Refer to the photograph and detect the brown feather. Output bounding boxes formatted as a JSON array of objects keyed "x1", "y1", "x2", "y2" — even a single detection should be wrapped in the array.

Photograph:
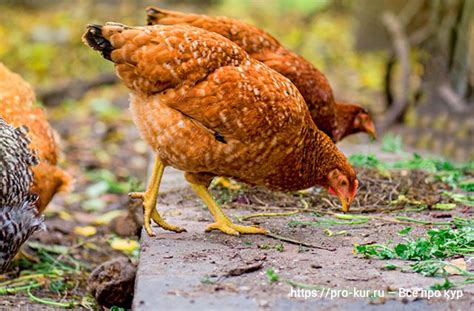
[{"x1": 146, "y1": 7, "x2": 375, "y2": 141}]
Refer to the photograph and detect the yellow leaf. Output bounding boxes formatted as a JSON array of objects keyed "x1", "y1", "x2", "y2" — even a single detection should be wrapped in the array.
[
  {"x1": 445, "y1": 258, "x2": 467, "y2": 275},
  {"x1": 58, "y1": 211, "x2": 73, "y2": 221},
  {"x1": 74, "y1": 226, "x2": 97, "y2": 237},
  {"x1": 93, "y1": 210, "x2": 125, "y2": 225},
  {"x1": 110, "y1": 238, "x2": 140, "y2": 254}
]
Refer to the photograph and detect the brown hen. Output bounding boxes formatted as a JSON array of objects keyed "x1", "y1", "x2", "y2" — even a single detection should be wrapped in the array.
[
  {"x1": 146, "y1": 7, "x2": 376, "y2": 142},
  {"x1": 83, "y1": 23, "x2": 358, "y2": 236},
  {"x1": 0, "y1": 63, "x2": 71, "y2": 212}
]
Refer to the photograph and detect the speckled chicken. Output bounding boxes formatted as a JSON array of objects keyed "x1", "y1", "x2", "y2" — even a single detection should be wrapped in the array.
[
  {"x1": 83, "y1": 23, "x2": 358, "y2": 236},
  {"x1": 0, "y1": 63, "x2": 71, "y2": 212},
  {"x1": 0, "y1": 117, "x2": 44, "y2": 272},
  {"x1": 146, "y1": 7, "x2": 376, "y2": 142}
]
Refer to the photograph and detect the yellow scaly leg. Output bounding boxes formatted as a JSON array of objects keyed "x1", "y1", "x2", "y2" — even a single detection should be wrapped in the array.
[
  {"x1": 190, "y1": 183, "x2": 267, "y2": 235},
  {"x1": 129, "y1": 157, "x2": 186, "y2": 236}
]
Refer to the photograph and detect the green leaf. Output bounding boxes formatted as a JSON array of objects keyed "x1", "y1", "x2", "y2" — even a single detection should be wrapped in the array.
[
  {"x1": 85, "y1": 181, "x2": 108, "y2": 198},
  {"x1": 430, "y1": 278, "x2": 454, "y2": 290},
  {"x1": 27, "y1": 242, "x2": 69, "y2": 255},
  {"x1": 349, "y1": 154, "x2": 382, "y2": 168},
  {"x1": 266, "y1": 268, "x2": 280, "y2": 283},
  {"x1": 399, "y1": 227, "x2": 412, "y2": 235},
  {"x1": 275, "y1": 244, "x2": 285, "y2": 252},
  {"x1": 384, "y1": 263, "x2": 398, "y2": 270},
  {"x1": 433, "y1": 203, "x2": 457, "y2": 210},
  {"x1": 459, "y1": 179, "x2": 474, "y2": 192},
  {"x1": 81, "y1": 198, "x2": 106, "y2": 212}
]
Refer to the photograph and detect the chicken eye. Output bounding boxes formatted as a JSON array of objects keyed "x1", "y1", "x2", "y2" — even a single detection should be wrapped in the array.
[{"x1": 340, "y1": 180, "x2": 348, "y2": 187}]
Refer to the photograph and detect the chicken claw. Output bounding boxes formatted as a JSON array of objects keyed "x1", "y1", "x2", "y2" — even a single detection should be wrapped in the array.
[
  {"x1": 190, "y1": 183, "x2": 267, "y2": 235},
  {"x1": 206, "y1": 221, "x2": 267, "y2": 235},
  {"x1": 129, "y1": 157, "x2": 185, "y2": 236}
]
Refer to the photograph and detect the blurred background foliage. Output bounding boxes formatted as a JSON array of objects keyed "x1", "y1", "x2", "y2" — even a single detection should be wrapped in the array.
[
  {"x1": 0, "y1": 0, "x2": 384, "y2": 104},
  {"x1": 0, "y1": 0, "x2": 472, "y2": 160}
]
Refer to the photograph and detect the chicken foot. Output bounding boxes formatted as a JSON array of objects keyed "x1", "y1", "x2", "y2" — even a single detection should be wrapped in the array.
[
  {"x1": 129, "y1": 156, "x2": 186, "y2": 236},
  {"x1": 190, "y1": 183, "x2": 267, "y2": 235}
]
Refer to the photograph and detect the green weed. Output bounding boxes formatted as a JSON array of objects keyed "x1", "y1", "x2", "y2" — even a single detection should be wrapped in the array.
[
  {"x1": 266, "y1": 268, "x2": 280, "y2": 283},
  {"x1": 354, "y1": 218, "x2": 474, "y2": 287}
]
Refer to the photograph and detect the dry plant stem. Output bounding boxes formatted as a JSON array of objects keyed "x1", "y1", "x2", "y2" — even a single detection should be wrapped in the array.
[
  {"x1": 0, "y1": 274, "x2": 50, "y2": 287},
  {"x1": 55, "y1": 237, "x2": 98, "y2": 262},
  {"x1": 266, "y1": 232, "x2": 336, "y2": 251},
  {"x1": 239, "y1": 210, "x2": 302, "y2": 221},
  {"x1": 238, "y1": 197, "x2": 310, "y2": 221}
]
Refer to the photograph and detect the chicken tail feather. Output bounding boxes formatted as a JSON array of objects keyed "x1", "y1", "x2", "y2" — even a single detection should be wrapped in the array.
[
  {"x1": 146, "y1": 6, "x2": 167, "y2": 25},
  {"x1": 82, "y1": 24, "x2": 113, "y2": 61}
]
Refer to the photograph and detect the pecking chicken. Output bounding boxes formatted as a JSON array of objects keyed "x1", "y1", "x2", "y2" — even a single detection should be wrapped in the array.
[
  {"x1": 0, "y1": 117, "x2": 44, "y2": 272},
  {"x1": 146, "y1": 7, "x2": 376, "y2": 142},
  {"x1": 83, "y1": 23, "x2": 358, "y2": 236},
  {"x1": 0, "y1": 63, "x2": 71, "y2": 212}
]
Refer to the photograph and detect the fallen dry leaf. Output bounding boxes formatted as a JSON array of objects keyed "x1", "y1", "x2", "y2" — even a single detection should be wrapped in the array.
[
  {"x1": 445, "y1": 258, "x2": 467, "y2": 275},
  {"x1": 109, "y1": 238, "x2": 140, "y2": 254},
  {"x1": 94, "y1": 210, "x2": 125, "y2": 225},
  {"x1": 74, "y1": 225, "x2": 97, "y2": 237}
]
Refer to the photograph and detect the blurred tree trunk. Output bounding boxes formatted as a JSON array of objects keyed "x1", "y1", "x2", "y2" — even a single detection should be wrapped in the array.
[{"x1": 355, "y1": 0, "x2": 473, "y2": 161}]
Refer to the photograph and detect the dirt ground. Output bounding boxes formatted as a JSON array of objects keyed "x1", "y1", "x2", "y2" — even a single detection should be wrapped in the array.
[{"x1": 134, "y1": 167, "x2": 473, "y2": 310}]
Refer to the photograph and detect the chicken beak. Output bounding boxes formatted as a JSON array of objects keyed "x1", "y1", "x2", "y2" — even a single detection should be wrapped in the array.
[
  {"x1": 338, "y1": 193, "x2": 350, "y2": 213},
  {"x1": 365, "y1": 121, "x2": 377, "y2": 140}
]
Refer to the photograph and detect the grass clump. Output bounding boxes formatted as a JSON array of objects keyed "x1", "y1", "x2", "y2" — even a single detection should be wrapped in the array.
[
  {"x1": 355, "y1": 218, "x2": 474, "y2": 286},
  {"x1": 0, "y1": 244, "x2": 95, "y2": 308}
]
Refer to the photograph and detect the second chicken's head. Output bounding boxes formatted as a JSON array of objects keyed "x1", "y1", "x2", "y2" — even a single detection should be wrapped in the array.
[
  {"x1": 326, "y1": 166, "x2": 358, "y2": 213},
  {"x1": 353, "y1": 110, "x2": 376, "y2": 140}
]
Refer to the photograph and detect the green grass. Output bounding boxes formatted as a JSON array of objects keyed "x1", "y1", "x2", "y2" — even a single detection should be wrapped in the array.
[
  {"x1": 86, "y1": 169, "x2": 142, "y2": 195},
  {"x1": 354, "y1": 218, "x2": 474, "y2": 287},
  {"x1": 350, "y1": 152, "x2": 474, "y2": 192},
  {"x1": 348, "y1": 154, "x2": 383, "y2": 169},
  {"x1": 356, "y1": 218, "x2": 474, "y2": 260},
  {"x1": 0, "y1": 244, "x2": 95, "y2": 308},
  {"x1": 381, "y1": 134, "x2": 403, "y2": 153}
]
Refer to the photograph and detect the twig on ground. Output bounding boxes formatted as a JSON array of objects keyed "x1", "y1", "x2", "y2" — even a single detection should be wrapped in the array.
[
  {"x1": 238, "y1": 197, "x2": 310, "y2": 221},
  {"x1": 265, "y1": 232, "x2": 336, "y2": 251},
  {"x1": 224, "y1": 262, "x2": 263, "y2": 277},
  {"x1": 238, "y1": 210, "x2": 302, "y2": 221}
]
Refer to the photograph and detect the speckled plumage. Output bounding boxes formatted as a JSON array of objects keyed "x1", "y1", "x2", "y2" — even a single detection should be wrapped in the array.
[
  {"x1": 83, "y1": 23, "x2": 356, "y2": 193},
  {"x1": 0, "y1": 118, "x2": 38, "y2": 207},
  {"x1": 0, "y1": 118, "x2": 43, "y2": 272},
  {"x1": 0, "y1": 63, "x2": 71, "y2": 212},
  {"x1": 147, "y1": 7, "x2": 374, "y2": 142},
  {"x1": 0, "y1": 194, "x2": 44, "y2": 272}
]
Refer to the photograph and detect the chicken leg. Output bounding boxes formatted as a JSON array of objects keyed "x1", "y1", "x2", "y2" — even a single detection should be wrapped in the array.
[
  {"x1": 190, "y1": 183, "x2": 267, "y2": 235},
  {"x1": 129, "y1": 156, "x2": 186, "y2": 236}
]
